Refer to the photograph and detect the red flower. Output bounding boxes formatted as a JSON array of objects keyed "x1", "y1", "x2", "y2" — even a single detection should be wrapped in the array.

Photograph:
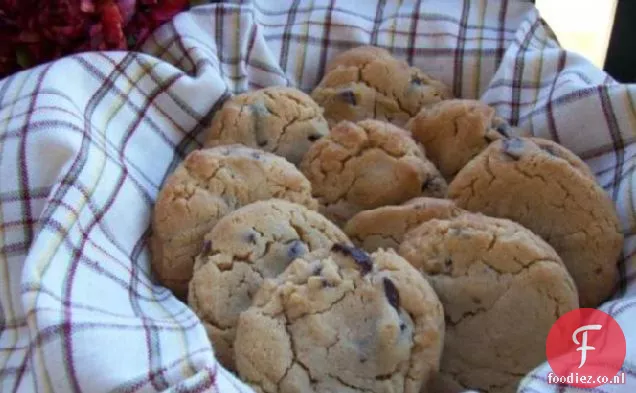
[
  {"x1": 124, "y1": 0, "x2": 189, "y2": 48},
  {"x1": 0, "y1": 0, "x2": 189, "y2": 79}
]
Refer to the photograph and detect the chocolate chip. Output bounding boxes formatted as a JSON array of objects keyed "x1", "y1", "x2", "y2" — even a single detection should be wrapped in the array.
[
  {"x1": 383, "y1": 278, "x2": 400, "y2": 311},
  {"x1": 307, "y1": 134, "x2": 323, "y2": 142},
  {"x1": 502, "y1": 138, "x2": 525, "y2": 160},
  {"x1": 250, "y1": 102, "x2": 269, "y2": 116},
  {"x1": 495, "y1": 124, "x2": 510, "y2": 138},
  {"x1": 421, "y1": 176, "x2": 445, "y2": 195},
  {"x1": 541, "y1": 145, "x2": 560, "y2": 157},
  {"x1": 449, "y1": 227, "x2": 466, "y2": 237},
  {"x1": 421, "y1": 177, "x2": 432, "y2": 192},
  {"x1": 444, "y1": 258, "x2": 453, "y2": 272},
  {"x1": 245, "y1": 232, "x2": 257, "y2": 244},
  {"x1": 201, "y1": 240, "x2": 212, "y2": 255},
  {"x1": 595, "y1": 267, "x2": 603, "y2": 274},
  {"x1": 331, "y1": 243, "x2": 373, "y2": 275},
  {"x1": 411, "y1": 75, "x2": 425, "y2": 85},
  {"x1": 250, "y1": 102, "x2": 270, "y2": 147},
  {"x1": 338, "y1": 90, "x2": 357, "y2": 105},
  {"x1": 287, "y1": 240, "x2": 308, "y2": 261},
  {"x1": 321, "y1": 278, "x2": 335, "y2": 288}
]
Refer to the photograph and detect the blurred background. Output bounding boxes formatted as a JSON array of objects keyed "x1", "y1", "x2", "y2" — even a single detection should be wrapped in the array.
[
  {"x1": 535, "y1": 0, "x2": 635, "y2": 83},
  {"x1": 0, "y1": 1, "x2": 633, "y2": 82},
  {"x1": 536, "y1": 0, "x2": 617, "y2": 68}
]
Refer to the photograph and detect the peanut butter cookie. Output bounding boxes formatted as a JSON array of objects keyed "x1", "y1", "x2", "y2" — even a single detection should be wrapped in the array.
[
  {"x1": 300, "y1": 119, "x2": 447, "y2": 226},
  {"x1": 312, "y1": 46, "x2": 452, "y2": 127},
  {"x1": 187, "y1": 199, "x2": 350, "y2": 370},
  {"x1": 150, "y1": 145, "x2": 317, "y2": 298},
  {"x1": 448, "y1": 137, "x2": 623, "y2": 307},
  {"x1": 344, "y1": 197, "x2": 462, "y2": 252},
  {"x1": 234, "y1": 245, "x2": 444, "y2": 393},
  {"x1": 405, "y1": 99, "x2": 510, "y2": 180},
  {"x1": 204, "y1": 87, "x2": 330, "y2": 165},
  {"x1": 399, "y1": 214, "x2": 579, "y2": 393}
]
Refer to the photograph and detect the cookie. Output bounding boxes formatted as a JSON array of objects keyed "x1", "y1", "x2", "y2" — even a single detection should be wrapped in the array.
[
  {"x1": 529, "y1": 137, "x2": 597, "y2": 180},
  {"x1": 187, "y1": 199, "x2": 350, "y2": 370},
  {"x1": 300, "y1": 119, "x2": 448, "y2": 226},
  {"x1": 311, "y1": 46, "x2": 452, "y2": 127},
  {"x1": 150, "y1": 145, "x2": 318, "y2": 299},
  {"x1": 398, "y1": 214, "x2": 579, "y2": 393},
  {"x1": 448, "y1": 137, "x2": 623, "y2": 307},
  {"x1": 344, "y1": 197, "x2": 462, "y2": 252},
  {"x1": 203, "y1": 87, "x2": 330, "y2": 165},
  {"x1": 405, "y1": 99, "x2": 511, "y2": 180},
  {"x1": 324, "y1": 45, "x2": 396, "y2": 73},
  {"x1": 234, "y1": 245, "x2": 444, "y2": 393}
]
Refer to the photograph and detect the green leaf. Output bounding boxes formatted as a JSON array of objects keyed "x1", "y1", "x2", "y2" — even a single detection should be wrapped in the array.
[
  {"x1": 16, "y1": 48, "x2": 32, "y2": 69},
  {"x1": 127, "y1": 35, "x2": 137, "y2": 48}
]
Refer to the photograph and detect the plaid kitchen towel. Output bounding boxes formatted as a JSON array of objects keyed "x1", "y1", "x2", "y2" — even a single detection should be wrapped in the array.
[{"x1": 0, "y1": 0, "x2": 634, "y2": 392}]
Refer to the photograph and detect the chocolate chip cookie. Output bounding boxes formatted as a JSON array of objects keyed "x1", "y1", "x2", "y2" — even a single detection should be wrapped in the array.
[
  {"x1": 405, "y1": 99, "x2": 511, "y2": 180},
  {"x1": 187, "y1": 199, "x2": 350, "y2": 370},
  {"x1": 300, "y1": 119, "x2": 448, "y2": 226},
  {"x1": 344, "y1": 197, "x2": 462, "y2": 252},
  {"x1": 324, "y1": 46, "x2": 396, "y2": 73},
  {"x1": 150, "y1": 145, "x2": 318, "y2": 299},
  {"x1": 234, "y1": 245, "x2": 444, "y2": 393},
  {"x1": 530, "y1": 137, "x2": 597, "y2": 180},
  {"x1": 203, "y1": 87, "x2": 330, "y2": 165},
  {"x1": 448, "y1": 137, "x2": 623, "y2": 307},
  {"x1": 398, "y1": 214, "x2": 579, "y2": 393},
  {"x1": 311, "y1": 46, "x2": 452, "y2": 127}
]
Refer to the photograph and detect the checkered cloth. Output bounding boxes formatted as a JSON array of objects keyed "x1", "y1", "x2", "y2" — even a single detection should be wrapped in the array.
[{"x1": 0, "y1": 0, "x2": 634, "y2": 392}]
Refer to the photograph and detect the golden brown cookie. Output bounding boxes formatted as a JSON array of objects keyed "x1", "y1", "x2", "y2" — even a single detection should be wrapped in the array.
[
  {"x1": 399, "y1": 214, "x2": 579, "y2": 393},
  {"x1": 324, "y1": 45, "x2": 396, "y2": 73},
  {"x1": 448, "y1": 137, "x2": 623, "y2": 307},
  {"x1": 187, "y1": 199, "x2": 350, "y2": 370},
  {"x1": 344, "y1": 197, "x2": 462, "y2": 252},
  {"x1": 405, "y1": 99, "x2": 510, "y2": 180},
  {"x1": 150, "y1": 145, "x2": 318, "y2": 299},
  {"x1": 203, "y1": 87, "x2": 330, "y2": 165},
  {"x1": 234, "y1": 245, "x2": 444, "y2": 393},
  {"x1": 300, "y1": 119, "x2": 448, "y2": 226},
  {"x1": 529, "y1": 137, "x2": 597, "y2": 180},
  {"x1": 312, "y1": 46, "x2": 452, "y2": 127}
]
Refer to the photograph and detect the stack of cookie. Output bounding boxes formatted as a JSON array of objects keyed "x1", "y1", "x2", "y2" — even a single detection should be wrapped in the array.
[{"x1": 149, "y1": 46, "x2": 624, "y2": 393}]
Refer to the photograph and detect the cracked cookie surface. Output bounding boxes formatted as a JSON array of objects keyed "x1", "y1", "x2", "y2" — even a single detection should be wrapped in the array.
[
  {"x1": 234, "y1": 246, "x2": 444, "y2": 393},
  {"x1": 448, "y1": 137, "x2": 623, "y2": 307},
  {"x1": 405, "y1": 99, "x2": 510, "y2": 180},
  {"x1": 398, "y1": 214, "x2": 579, "y2": 393},
  {"x1": 344, "y1": 197, "x2": 462, "y2": 252},
  {"x1": 203, "y1": 87, "x2": 330, "y2": 165},
  {"x1": 311, "y1": 46, "x2": 452, "y2": 127},
  {"x1": 300, "y1": 119, "x2": 448, "y2": 226},
  {"x1": 187, "y1": 199, "x2": 350, "y2": 370},
  {"x1": 529, "y1": 137, "x2": 597, "y2": 180},
  {"x1": 151, "y1": 145, "x2": 318, "y2": 299}
]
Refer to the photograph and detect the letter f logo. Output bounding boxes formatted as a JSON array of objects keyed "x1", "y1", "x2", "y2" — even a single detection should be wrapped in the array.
[{"x1": 572, "y1": 324, "x2": 603, "y2": 368}]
